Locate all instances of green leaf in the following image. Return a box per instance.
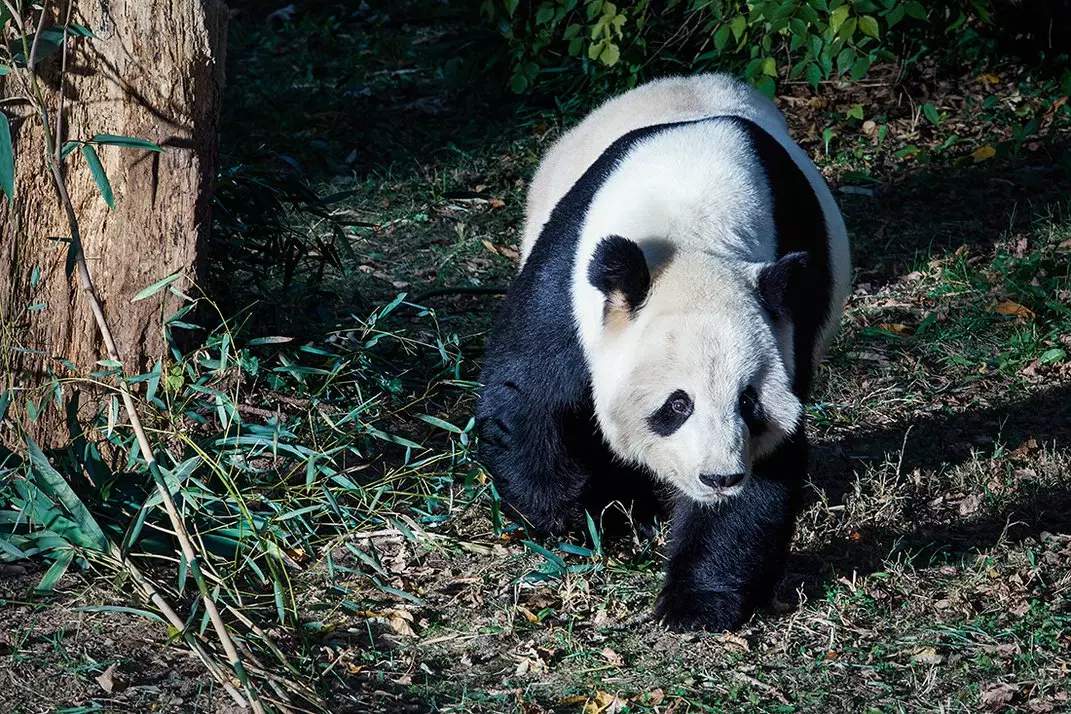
[846,104,864,120]
[730,14,747,40]
[90,134,164,152]
[81,144,113,209]
[535,5,554,24]
[755,75,776,98]
[1039,348,1066,365]
[0,65,9,76]
[886,4,905,26]
[839,16,857,40]
[36,549,75,593]
[922,102,940,125]
[829,4,850,34]
[132,271,182,301]
[24,437,109,552]
[713,24,731,50]
[522,540,566,573]
[415,413,463,434]
[508,73,528,95]
[837,47,855,75]
[0,112,12,204]
[806,62,823,88]
[761,56,777,77]
[74,605,165,622]
[850,55,871,80]
[599,41,620,66]
[504,0,519,16]
[858,15,880,38]
[904,1,927,19]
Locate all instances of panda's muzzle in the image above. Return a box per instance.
[699,472,746,489]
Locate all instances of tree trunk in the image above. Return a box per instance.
[0,1,227,445]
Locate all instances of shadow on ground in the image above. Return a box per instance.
[789,382,1071,603]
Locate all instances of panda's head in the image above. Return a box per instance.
[584,235,808,503]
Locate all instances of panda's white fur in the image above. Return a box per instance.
[521,74,789,264]
[520,74,850,503]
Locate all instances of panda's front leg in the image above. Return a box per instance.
[654,441,805,632]
[477,386,590,536]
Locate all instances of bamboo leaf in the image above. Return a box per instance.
[0,112,13,204]
[24,437,110,552]
[36,549,75,593]
[90,133,164,152]
[81,143,114,209]
[132,271,182,301]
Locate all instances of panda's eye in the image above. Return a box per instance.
[739,386,767,435]
[647,389,693,437]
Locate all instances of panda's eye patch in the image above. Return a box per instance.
[647,389,693,437]
[739,386,767,435]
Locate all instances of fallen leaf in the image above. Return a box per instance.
[516,605,540,623]
[1010,439,1039,458]
[584,690,626,714]
[982,683,1018,708]
[558,695,589,707]
[959,494,982,516]
[635,689,665,706]
[96,663,128,694]
[911,647,944,665]
[482,239,500,255]
[972,145,997,162]
[994,300,1035,319]
[599,647,624,666]
[716,632,750,651]
[978,73,1001,85]
[876,322,913,335]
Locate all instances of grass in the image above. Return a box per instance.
[2,2,1071,713]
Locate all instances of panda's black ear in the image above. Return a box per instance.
[588,235,651,317]
[757,251,810,320]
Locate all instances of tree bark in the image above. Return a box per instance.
[0,0,227,444]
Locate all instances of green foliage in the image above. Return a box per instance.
[479,0,995,95]
[0,113,12,204]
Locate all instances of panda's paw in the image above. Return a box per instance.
[654,583,748,633]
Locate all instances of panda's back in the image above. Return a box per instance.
[522,74,791,262]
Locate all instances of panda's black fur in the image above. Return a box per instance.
[476,116,832,632]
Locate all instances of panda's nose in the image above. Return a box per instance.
[700,472,746,489]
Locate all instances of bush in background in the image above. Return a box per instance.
[476,0,1014,96]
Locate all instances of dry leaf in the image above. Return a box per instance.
[599,647,624,666]
[481,239,500,255]
[636,689,665,706]
[978,73,1001,85]
[876,322,912,335]
[958,494,982,516]
[1010,438,1039,457]
[972,145,997,162]
[911,647,944,665]
[559,695,589,707]
[584,690,622,714]
[994,300,1035,319]
[982,683,1018,708]
[516,605,540,623]
[96,663,128,694]
[716,632,750,650]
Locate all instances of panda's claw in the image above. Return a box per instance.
[654,584,748,633]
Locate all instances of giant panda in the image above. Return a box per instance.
[475,74,851,632]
